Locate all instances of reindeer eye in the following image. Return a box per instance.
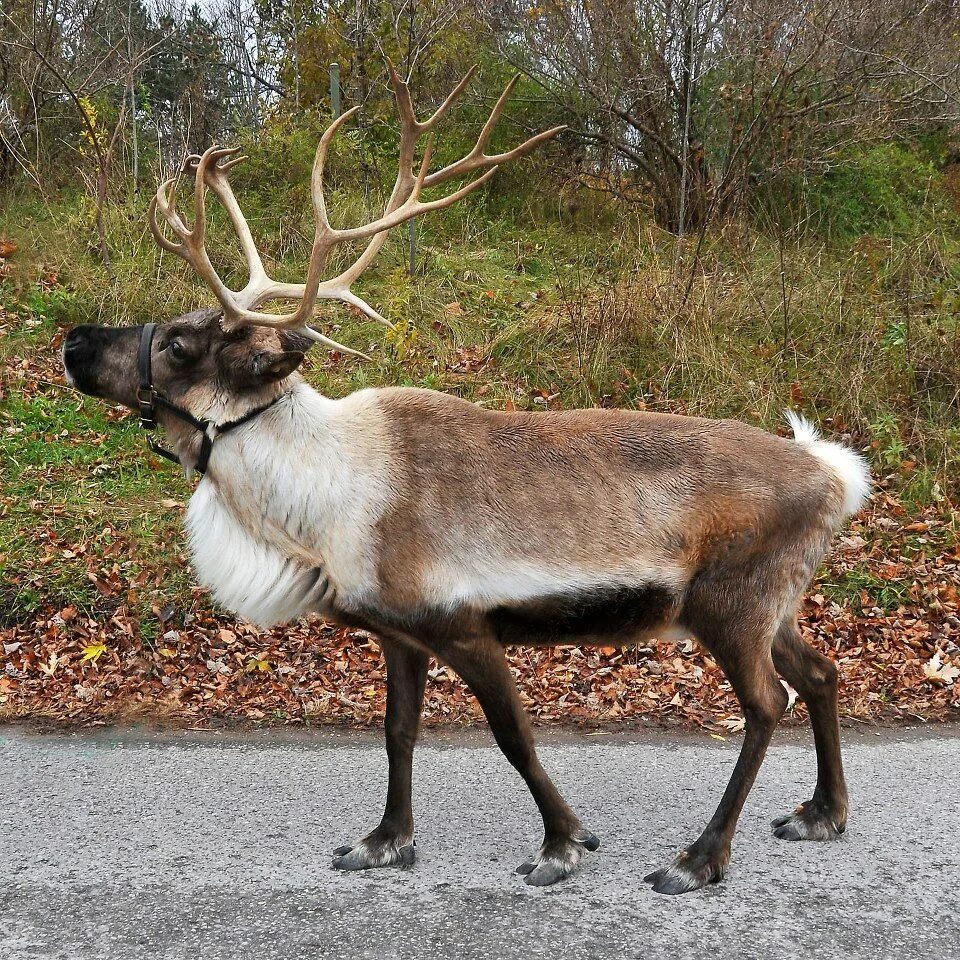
[168,339,188,360]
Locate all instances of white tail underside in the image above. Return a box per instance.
[785,410,871,517]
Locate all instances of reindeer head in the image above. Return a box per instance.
[62,309,311,419]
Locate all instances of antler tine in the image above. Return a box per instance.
[427,123,567,186]
[219,153,248,173]
[297,324,373,360]
[385,57,419,139]
[164,154,200,236]
[422,65,477,130]
[476,73,521,150]
[414,135,436,191]
[194,149,270,290]
[148,158,207,265]
[385,57,477,135]
[154,177,187,236]
[311,105,361,240]
[148,190,186,256]
[190,146,231,249]
[424,74,566,188]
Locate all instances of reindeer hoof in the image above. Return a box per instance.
[515,829,600,887]
[332,832,415,871]
[772,800,847,841]
[644,849,726,895]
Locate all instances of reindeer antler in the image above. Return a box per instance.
[148,61,564,358]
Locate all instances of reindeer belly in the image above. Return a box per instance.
[488,582,682,648]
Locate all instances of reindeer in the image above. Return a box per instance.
[61,62,870,893]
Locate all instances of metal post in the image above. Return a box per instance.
[129,81,139,191]
[127,0,138,192]
[329,62,341,119]
[408,220,417,276]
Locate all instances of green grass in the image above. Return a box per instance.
[0,385,192,621]
[0,307,193,621]
[2,160,959,620]
[819,569,914,614]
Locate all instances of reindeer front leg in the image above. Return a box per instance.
[332,640,428,870]
[439,631,600,886]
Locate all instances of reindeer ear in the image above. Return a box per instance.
[279,329,315,353]
[253,350,305,382]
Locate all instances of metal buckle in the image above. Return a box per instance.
[146,434,179,465]
[137,386,156,428]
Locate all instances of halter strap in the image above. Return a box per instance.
[136,322,287,476]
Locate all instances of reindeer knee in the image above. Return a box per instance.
[743,681,789,729]
[814,657,838,690]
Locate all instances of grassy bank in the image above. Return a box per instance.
[1,166,959,724]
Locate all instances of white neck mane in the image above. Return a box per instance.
[183,382,393,628]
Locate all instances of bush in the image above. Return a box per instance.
[806,141,957,240]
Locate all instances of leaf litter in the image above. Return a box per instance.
[2,304,958,730]
[1,491,957,731]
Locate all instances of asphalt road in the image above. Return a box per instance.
[2,723,959,960]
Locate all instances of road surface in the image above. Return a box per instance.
[2,723,958,960]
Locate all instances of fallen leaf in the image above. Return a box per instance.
[79,642,107,664]
[923,653,959,685]
[719,716,746,733]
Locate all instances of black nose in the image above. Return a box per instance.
[62,325,108,394]
[63,325,97,363]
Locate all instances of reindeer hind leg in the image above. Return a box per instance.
[645,549,793,895]
[644,613,788,894]
[770,617,848,841]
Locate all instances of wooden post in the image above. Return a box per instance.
[329,62,341,119]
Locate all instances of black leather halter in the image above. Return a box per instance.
[136,322,287,476]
